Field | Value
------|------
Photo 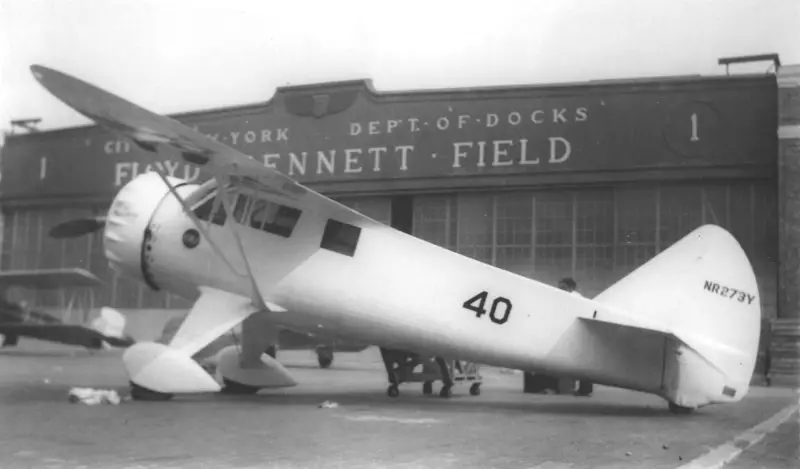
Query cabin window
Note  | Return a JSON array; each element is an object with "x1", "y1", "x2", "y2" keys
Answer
[
  {"x1": 193, "y1": 193, "x2": 227, "y2": 226},
  {"x1": 321, "y1": 219, "x2": 361, "y2": 257},
  {"x1": 247, "y1": 199, "x2": 302, "y2": 238},
  {"x1": 232, "y1": 194, "x2": 252, "y2": 224}
]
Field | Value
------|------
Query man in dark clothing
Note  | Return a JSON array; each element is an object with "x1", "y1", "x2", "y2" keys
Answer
[{"x1": 558, "y1": 277, "x2": 594, "y2": 397}]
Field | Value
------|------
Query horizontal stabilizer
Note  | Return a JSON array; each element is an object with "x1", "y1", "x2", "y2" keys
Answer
[{"x1": 576, "y1": 316, "x2": 732, "y2": 377}]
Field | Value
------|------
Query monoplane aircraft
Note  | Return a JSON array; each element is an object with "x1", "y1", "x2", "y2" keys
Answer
[{"x1": 33, "y1": 65, "x2": 760, "y2": 413}]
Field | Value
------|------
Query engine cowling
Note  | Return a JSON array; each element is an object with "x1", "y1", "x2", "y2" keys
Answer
[{"x1": 103, "y1": 172, "x2": 195, "y2": 289}]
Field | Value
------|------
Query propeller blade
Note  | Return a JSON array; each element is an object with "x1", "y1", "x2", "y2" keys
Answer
[{"x1": 48, "y1": 217, "x2": 107, "y2": 239}]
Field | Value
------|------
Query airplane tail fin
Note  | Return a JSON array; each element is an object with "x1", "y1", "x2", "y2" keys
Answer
[
  {"x1": 594, "y1": 225, "x2": 761, "y2": 407},
  {"x1": 90, "y1": 307, "x2": 128, "y2": 340}
]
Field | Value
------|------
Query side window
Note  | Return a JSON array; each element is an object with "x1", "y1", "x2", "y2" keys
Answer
[
  {"x1": 247, "y1": 199, "x2": 302, "y2": 238},
  {"x1": 232, "y1": 194, "x2": 251, "y2": 223},
  {"x1": 211, "y1": 200, "x2": 227, "y2": 226},
  {"x1": 194, "y1": 196, "x2": 215, "y2": 222},
  {"x1": 321, "y1": 219, "x2": 361, "y2": 257},
  {"x1": 249, "y1": 200, "x2": 273, "y2": 229},
  {"x1": 193, "y1": 193, "x2": 227, "y2": 226}
]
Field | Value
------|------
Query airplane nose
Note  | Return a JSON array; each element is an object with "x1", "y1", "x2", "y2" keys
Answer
[{"x1": 103, "y1": 172, "x2": 189, "y2": 287}]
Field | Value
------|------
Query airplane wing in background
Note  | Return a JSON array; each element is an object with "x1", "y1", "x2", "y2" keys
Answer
[
  {"x1": 0, "y1": 268, "x2": 103, "y2": 292},
  {"x1": 0, "y1": 323, "x2": 134, "y2": 349}
]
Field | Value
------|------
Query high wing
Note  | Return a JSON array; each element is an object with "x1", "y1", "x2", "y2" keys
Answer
[
  {"x1": 29, "y1": 65, "x2": 383, "y2": 229},
  {"x1": 30, "y1": 65, "x2": 387, "y2": 309},
  {"x1": 0, "y1": 268, "x2": 102, "y2": 292}
]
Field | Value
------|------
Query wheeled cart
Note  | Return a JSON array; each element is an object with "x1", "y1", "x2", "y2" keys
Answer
[{"x1": 379, "y1": 348, "x2": 483, "y2": 398}]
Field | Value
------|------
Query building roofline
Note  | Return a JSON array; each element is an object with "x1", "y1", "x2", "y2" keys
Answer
[{"x1": 6, "y1": 70, "x2": 777, "y2": 142}]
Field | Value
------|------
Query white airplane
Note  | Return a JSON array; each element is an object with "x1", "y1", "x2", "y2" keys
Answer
[{"x1": 32, "y1": 64, "x2": 761, "y2": 413}]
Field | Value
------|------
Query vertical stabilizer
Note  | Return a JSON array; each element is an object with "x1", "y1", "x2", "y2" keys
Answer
[{"x1": 594, "y1": 225, "x2": 761, "y2": 406}]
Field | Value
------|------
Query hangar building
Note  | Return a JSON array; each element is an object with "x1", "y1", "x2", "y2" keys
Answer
[{"x1": 2, "y1": 63, "x2": 798, "y2": 385}]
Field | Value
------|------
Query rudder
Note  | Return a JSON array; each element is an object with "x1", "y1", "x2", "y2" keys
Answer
[{"x1": 594, "y1": 224, "x2": 761, "y2": 406}]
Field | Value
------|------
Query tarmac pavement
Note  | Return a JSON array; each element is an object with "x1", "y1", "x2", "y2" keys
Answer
[{"x1": 0, "y1": 340, "x2": 797, "y2": 469}]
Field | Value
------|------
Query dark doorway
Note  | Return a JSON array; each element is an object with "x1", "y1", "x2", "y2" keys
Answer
[{"x1": 390, "y1": 196, "x2": 413, "y2": 234}]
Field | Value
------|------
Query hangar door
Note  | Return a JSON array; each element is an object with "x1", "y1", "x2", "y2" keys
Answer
[{"x1": 336, "y1": 196, "x2": 392, "y2": 226}]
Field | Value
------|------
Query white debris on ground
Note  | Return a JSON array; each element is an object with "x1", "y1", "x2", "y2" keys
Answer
[
  {"x1": 318, "y1": 400, "x2": 339, "y2": 409},
  {"x1": 67, "y1": 387, "x2": 122, "y2": 405}
]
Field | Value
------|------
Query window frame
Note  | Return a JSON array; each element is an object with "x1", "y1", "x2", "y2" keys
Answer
[{"x1": 320, "y1": 219, "x2": 361, "y2": 257}]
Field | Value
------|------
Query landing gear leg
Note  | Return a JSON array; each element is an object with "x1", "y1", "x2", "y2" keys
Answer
[
  {"x1": 435, "y1": 357, "x2": 454, "y2": 398},
  {"x1": 379, "y1": 347, "x2": 423, "y2": 398}
]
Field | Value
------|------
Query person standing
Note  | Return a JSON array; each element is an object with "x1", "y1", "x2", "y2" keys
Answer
[{"x1": 558, "y1": 277, "x2": 594, "y2": 397}]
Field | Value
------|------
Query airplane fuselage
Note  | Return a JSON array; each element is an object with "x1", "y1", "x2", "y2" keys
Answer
[
  {"x1": 30, "y1": 64, "x2": 760, "y2": 411},
  {"x1": 105, "y1": 173, "x2": 682, "y2": 402}
]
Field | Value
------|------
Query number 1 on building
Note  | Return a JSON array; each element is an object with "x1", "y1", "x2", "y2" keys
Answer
[{"x1": 690, "y1": 112, "x2": 699, "y2": 142}]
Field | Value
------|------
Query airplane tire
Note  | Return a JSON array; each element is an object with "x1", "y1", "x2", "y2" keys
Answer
[
  {"x1": 220, "y1": 378, "x2": 261, "y2": 395},
  {"x1": 317, "y1": 347, "x2": 334, "y2": 369},
  {"x1": 469, "y1": 383, "x2": 482, "y2": 396},
  {"x1": 668, "y1": 402, "x2": 695, "y2": 415},
  {"x1": 129, "y1": 381, "x2": 174, "y2": 401},
  {"x1": 387, "y1": 384, "x2": 400, "y2": 398},
  {"x1": 439, "y1": 385, "x2": 453, "y2": 398},
  {"x1": 422, "y1": 381, "x2": 433, "y2": 395}
]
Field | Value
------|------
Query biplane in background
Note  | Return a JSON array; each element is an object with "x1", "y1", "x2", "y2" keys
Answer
[
  {"x1": 36, "y1": 64, "x2": 761, "y2": 414},
  {"x1": 0, "y1": 267, "x2": 135, "y2": 350}
]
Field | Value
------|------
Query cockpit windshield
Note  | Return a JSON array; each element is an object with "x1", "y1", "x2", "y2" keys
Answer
[{"x1": 189, "y1": 185, "x2": 302, "y2": 237}]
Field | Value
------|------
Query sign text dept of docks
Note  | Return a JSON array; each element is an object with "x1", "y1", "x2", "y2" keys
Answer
[{"x1": 108, "y1": 106, "x2": 590, "y2": 188}]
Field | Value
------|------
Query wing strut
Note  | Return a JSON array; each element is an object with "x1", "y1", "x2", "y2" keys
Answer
[
  {"x1": 149, "y1": 169, "x2": 247, "y2": 280},
  {"x1": 145, "y1": 163, "x2": 274, "y2": 312},
  {"x1": 214, "y1": 174, "x2": 271, "y2": 310}
]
